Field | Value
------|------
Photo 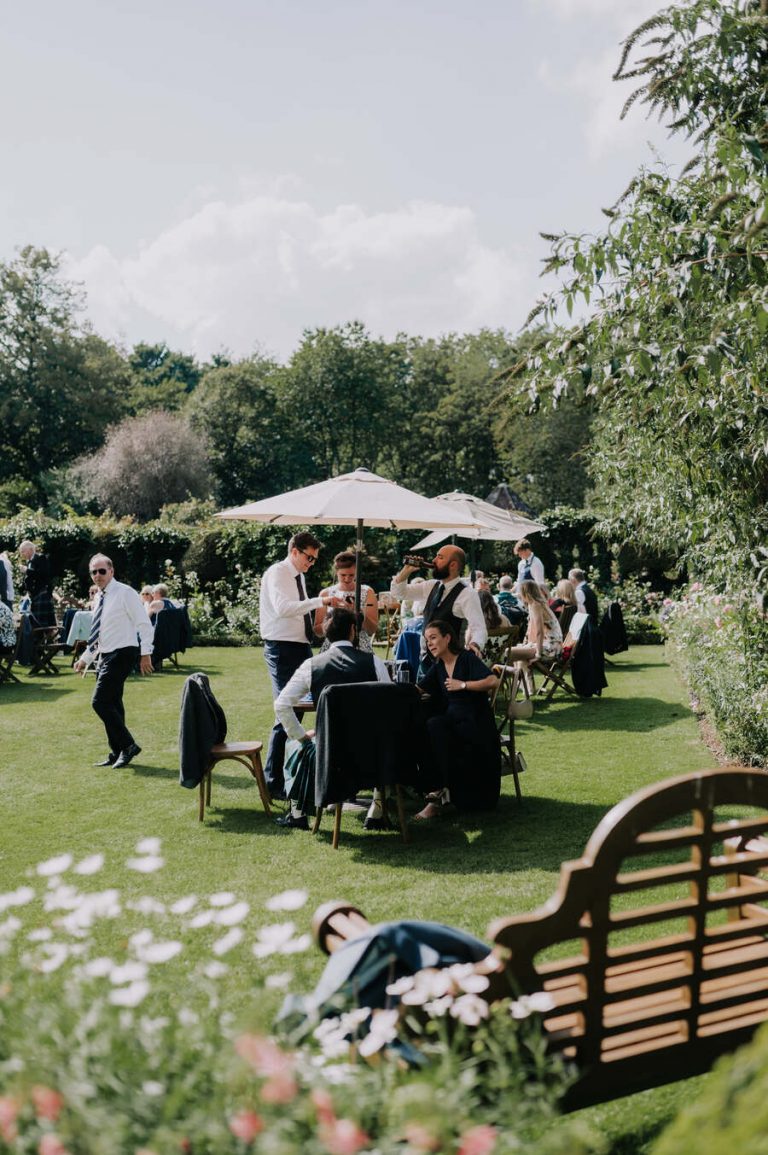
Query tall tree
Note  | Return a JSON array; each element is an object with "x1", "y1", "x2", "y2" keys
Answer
[
  {"x1": 188, "y1": 356, "x2": 300, "y2": 505},
  {"x1": 505, "y1": 0, "x2": 768, "y2": 587},
  {"x1": 0, "y1": 247, "x2": 126, "y2": 494},
  {"x1": 127, "y1": 342, "x2": 202, "y2": 413}
]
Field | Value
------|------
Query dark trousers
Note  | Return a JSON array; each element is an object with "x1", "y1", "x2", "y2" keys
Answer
[
  {"x1": 91, "y1": 646, "x2": 139, "y2": 754},
  {"x1": 263, "y1": 639, "x2": 312, "y2": 794}
]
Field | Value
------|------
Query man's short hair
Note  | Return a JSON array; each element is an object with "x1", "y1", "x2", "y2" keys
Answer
[
  {"x1": 89, "y1": 553, "x2": 113, "y2": 569},
  {"x1": 334, "y1": 551, "x2": 357, "y2": 570},
  {"x1": 19, "y1": 539, "x2": 36, "y2": 553},
  {"x1": 515, "y1": 538, "x2": 531, "y2": 554},
  {"x1": 450, "y1": 545, "x2": 466, "y2": 572},
  {"x1": 499, "y1": 575, "x2": 514, "y2": 590},
  {"x1": 153, "y1": 583, "x2": 169, "y2": 598},
  {"x1": 289, "y1": 531, "x2": 322, "y2": 554},
  {"x1": 569, "y1": 568, "x2": 586, "y2": 583},
  {"x1": 324, "y1": 608, "x2": 361, "y2": 643}
]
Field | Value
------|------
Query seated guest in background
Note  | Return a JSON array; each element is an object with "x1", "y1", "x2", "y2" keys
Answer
[
  {"x1": 415, "y1": 620, "x2": 501, "y2": 820},
  {"x1": 391, "y1": 545, "x2": 487, "y2": 668},
  {"x1": 18, "y1": 539, "x2": 55, "y2": 627},
  {"x1": 0, "y1": 598, "x2": 15, "y2": 651},
  {"x1": 519, "y1": 580, "x2": 563, "y2": 660},
  {"x1": 495, "y1": 574, "x2": 526, "y2": 627},
  {"x1": 274, "y1": 609, "x2": 391, "y2": 830},
  {"x1": 479, "y1": 589, "x2": 510, "y2": 631},
  {"x1": 549, "y1": 578, "x2": 577, "y2": 618},
  {"x1": 314, "y1": 551, "x2": 378, "y2": 653},
  {"x1": 474, "y1": 576, "x2": 492, "y2": 593},
  {"x1": 513, "y1": 539, "x2": 545, "y2": 593},
  {"x1": 0, "y1": 550, "x2": 13, "y2": 609},
  {"x1": 140, "y1": 585, "x2": 155, "y2": 614},
  {"x1": 151, "y1": 583, "x2": 175, "y2": 612},
  {"x1": 568, "y1": 568, "x2": 599, "y2": 624}
]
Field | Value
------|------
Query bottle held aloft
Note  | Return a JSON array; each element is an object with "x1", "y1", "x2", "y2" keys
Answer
[{"x1": 403, "y1": 554, "x2": 431, "y2": 570}]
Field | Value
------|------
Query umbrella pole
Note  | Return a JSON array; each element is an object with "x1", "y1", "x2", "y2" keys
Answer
[
  {"x1": 470, "y1": 540, "x2": 477, "y2": 586},
  {"x1": 354, "y1": 518, "x2": 363, "y2": 649}
]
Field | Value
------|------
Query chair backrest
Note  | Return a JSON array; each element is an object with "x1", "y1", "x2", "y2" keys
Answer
[
  {"x1": 557, "y1": 604, "x2": 577, "y2": 638},
  {"x1": 489, "y1": 767, "x2": 768, "y2": 1103},
  {"x1": 314, "y1": 682, "x2": 421, "y2": 806}
]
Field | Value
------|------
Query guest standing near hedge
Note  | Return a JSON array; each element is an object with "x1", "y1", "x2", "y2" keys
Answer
[{"x1": 18, "y1": 539, "x2": 55, "y2": 627}]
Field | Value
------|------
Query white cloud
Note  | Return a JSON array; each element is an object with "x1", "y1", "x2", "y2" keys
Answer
[{"x1": 65, "y1": 193, "x2": 536, "y2": 360}]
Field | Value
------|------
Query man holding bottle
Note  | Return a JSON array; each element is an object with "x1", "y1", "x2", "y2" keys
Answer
[{"x1": 390, "y1": 545, "x2": 487, "y2": 667}]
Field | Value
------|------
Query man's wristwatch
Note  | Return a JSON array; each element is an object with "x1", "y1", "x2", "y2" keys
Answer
[{"x1": 461, "y1": 681, "x2": 467, "y2": 690}]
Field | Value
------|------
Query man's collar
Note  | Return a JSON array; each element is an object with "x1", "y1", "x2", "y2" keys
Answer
[
  {"x1": 442, "y1": 576, "x2": 464, "y2": 589},
  {"x1": 331, "y1": 640, "x2": 355, "y2": 648},
  {"x1": 285, "y1": 556, "x2": 302, "y2": 577}
]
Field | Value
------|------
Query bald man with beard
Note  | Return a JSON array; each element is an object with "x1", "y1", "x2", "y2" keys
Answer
[{"x1": 390, "y1": 544, "x2": 487, "y2": 670}]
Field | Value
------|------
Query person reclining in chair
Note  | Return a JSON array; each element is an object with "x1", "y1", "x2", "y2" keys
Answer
[{"x1": 274, "y1": 609, "x2": 391, "y2": 830}]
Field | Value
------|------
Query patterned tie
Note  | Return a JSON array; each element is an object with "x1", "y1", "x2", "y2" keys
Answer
[
  {"x1": 295, "y1": 575, "x2": 314, "y2": 644},
  {"x1": 88, "y1": 591, "x2": 105, "y2": 654}
]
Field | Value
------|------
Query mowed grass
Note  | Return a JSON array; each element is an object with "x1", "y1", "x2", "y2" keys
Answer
[{"x1": 1, "y1": 644, "x2": 715, "y2": 1151}]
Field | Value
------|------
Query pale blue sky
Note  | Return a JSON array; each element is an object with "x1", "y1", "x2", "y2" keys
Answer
[{"x1": 1, "y1": 0, "x2": 687, "y2": 359}]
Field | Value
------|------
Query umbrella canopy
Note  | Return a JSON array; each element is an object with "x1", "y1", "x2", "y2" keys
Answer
[
  {"x1": 216, "y1": 469, "x2": 480, "y2": 531},
  {"x1": 216, "y1": 469, "x2": 480, "y2": 617},
  {"x1": 410, "y1": 491, "x2": 546, "y2": 550}
]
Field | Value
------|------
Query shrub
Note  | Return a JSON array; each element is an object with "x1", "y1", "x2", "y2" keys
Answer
[
  {"x1": 0, "y1": 846, "x2": 602, "y2": 1155},
  {"x1": 664, "y1": 583, "x2": 768, "y2": 766}
]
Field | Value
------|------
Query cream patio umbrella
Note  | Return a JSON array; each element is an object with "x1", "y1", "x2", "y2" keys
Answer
[
  {"x1": 216, "y1": 468, "x2": 481, "y2": 614},
  {"x1": 409, "y1": 491, "x2": 547, "y2": 580}
]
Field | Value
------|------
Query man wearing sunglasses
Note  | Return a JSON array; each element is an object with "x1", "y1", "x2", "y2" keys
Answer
[
  {"x1": 259, "y1": 532, "x2": 346, "y2": 799},
  {"x1": 74, "y1": 554, "x2": 154, "y2": 769}
]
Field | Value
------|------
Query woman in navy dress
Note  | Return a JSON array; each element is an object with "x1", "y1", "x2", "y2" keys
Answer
[{"x1": 415, "y1": 619, "x2": 501, "y2": 819}]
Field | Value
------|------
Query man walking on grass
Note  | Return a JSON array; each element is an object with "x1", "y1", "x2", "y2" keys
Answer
[{"x1": 74, "y1": 554, "x2": 154, "y2": 769}]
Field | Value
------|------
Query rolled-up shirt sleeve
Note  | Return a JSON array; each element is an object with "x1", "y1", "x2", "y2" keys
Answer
[
  {"x1": 458, "y1": 587, "x2": 487, "y2": 650},
  {"x1": 266, "y1": 565, "x2": 323, "y2": 619}
]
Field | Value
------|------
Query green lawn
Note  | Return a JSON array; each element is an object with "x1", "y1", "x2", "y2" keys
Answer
[{"x1": 1, "y1": 644, "x2": 715, "y2": 1151}]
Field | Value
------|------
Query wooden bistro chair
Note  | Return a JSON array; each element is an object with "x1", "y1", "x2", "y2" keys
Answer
[
  {"x1": 493, "y1": 663, "x2": 530, "y2": 802},
  {"x1": 179, "y1": 672, "x2": 271, "y2": 823}
]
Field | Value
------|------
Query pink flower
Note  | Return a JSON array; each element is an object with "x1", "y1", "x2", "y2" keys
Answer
[
  {"x1": 402, "y1": 1122, "x2": 441, "y2": 1151},
  {"x1": 458, "y1": 1124, "x2": 498, "y2": 1155},
  {"x1": 39, "y1": 1134, "x2": 70, "y2": 1155},
  {"x1": 311, "y1": 1088, "x2": 337, "y2": 1126},
  {"x1": 235, "y1": 1034, "x2": 293, "y2": 1078},
  {"x1": 0, "y1": 1096, "x2": 19, "y2": 1143},
  {"x1": 228, "y1": 1110, "x2": 264, "y2": 1143},
  {"x1": 260, "y1": 1073, "x2": 298, "y2": 1104},
  {"x1": 32, "y1": 1085, "x2": 65, "y2": 1122},
  {"x1": 319, "y1": 1117, "x2": 370, "y2": 1155}
]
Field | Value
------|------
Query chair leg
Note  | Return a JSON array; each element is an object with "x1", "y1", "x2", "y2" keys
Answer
[
  {"x1": 206, "y1": 772, "x2": 212, "y2": 807},
  {"x1": 198, "y1": 772, "x2": 208, "y2": 822},
  {"x1": 312, "y1": 809, "x2": 323, "y2": 834},
  {"x1": 248, "y1": 749, "x2": 272, "y2": 815},
  {"x1": 395, "y1": 785, "x2": 409, "y2": 844},
  {"x1": 332, "y1": 804, "x2": 342, "y2": 850}
]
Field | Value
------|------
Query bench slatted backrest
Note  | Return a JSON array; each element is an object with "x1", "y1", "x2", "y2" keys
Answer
[{"x1": 488, "y1": 768, "x2": 768, "y2": 1107}]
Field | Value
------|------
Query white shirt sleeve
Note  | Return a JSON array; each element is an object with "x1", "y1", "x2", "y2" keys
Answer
[
  {"x1": 390, "y1": 576, "x2": 437, "y2": 601},
  {"x1": 457, "y1": 585, "x2": 488, "y2": 650},
  {"x1": 266, "y1": 563, "x2": 323, "y2": 619},
  {"x1": 372, "y1": 654, "x2": 392, "y2": 682},
  {"x1": 274, "y1": 657, "x2": 314, "y2": 742}
]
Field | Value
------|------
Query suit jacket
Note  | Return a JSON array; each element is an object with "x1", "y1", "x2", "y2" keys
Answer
[
  {"x1": 571, "y1": 619, "x2": 608, "y2": 698},
  {"x1": 314, "y1": 682, "x2": 421, "y2": 805},
  {"x1": 600, "y1": 601, "x2": 629, "y2": 655},
  {"x1": 179, "y1": 672, "x2": 228, "y2": 789}
]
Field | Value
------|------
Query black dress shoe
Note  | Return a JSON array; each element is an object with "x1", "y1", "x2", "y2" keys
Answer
[
  {"x1": 363, "y1": 815, "x2": 387, "y2": 831},
  {"x1": 93, "y1": 753, "x2": 117, "y2": 767},
  {"x1": 113, "y1": 743, "x2": 142, "y2": 769},
  {"x1": 274, "y1": 813, "x2": 309, "y2": 830},
  {"x1": 268, "y1": 789, "x2": 287, "y2": 802}
]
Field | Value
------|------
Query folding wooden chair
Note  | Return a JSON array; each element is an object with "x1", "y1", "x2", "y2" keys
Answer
[
  {"x1": 495, "y1": 665, "x2": 530, "y2": 801},
  {"x1": 0, "y1": 625, "x2": 22, "y2": 685},
  {"x1": 27, "y1": 625, "x2": 67, "y2": 676},
  {"x1": 485, "y1": 625, "x2": 520, "y2": 718},
  {"x1": 532, "y1": 611, "x2": 589, "y2": 700}
]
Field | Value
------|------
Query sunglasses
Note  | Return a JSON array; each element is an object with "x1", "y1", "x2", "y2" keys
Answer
[
  {"x1": 298, "y1": 549, "x2": 318, "y2": 565},
  {"x1": 90, "y1": 568, "x2": 109, "y2": 576}
]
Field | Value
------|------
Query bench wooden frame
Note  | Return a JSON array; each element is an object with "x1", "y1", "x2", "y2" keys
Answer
[{"x1": 313, "y1": 768, "x2": 768, "y2": 1110}]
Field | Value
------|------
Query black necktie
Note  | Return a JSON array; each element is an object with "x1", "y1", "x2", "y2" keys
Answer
[
  {"x1": 433, "y1": 582, "x2": 445, "y2": 605},
  {"x1": 88, "y1": 591, "x2": 104, "y2": 653},
  {"x1": 296, "y1": 575, "x2": 314, "y2": 644}
]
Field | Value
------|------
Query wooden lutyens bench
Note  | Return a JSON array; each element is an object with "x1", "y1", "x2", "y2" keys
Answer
[{"x1": 313, "y1": 767, "x2": 768, "y2": 1109}]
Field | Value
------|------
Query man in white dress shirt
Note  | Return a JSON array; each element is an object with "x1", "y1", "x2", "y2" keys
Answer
[
  {"x1": 514, "y1": 538, "x2": 545, "y2": 593},
  {"x1": 259, "y1": 532, "x2": 346, "y2": 799},
  {"x1": 390, "y1": 544, "x2": 487, "y2": 667},
  {"x1": 74, "y1": 554, "x2": 154, "y2": 768}
]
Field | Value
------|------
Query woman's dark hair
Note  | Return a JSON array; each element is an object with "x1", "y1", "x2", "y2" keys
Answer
[
  {"x1": 423, "y1": 618, "x2": 461, "y2": 655},
  {"x1": 479, "y1": 589, "x2": 503, "y2": 628},
  {"x1": 324, "y1": 608, "x2": 362, "y2": 643}
]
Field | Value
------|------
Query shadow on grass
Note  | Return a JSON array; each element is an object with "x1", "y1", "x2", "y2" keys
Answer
[
  {"x1": 0, "y1": 683, "x2": 73, "y2": 702},
  {"x1": 205, "y1": 793, "x2": 609, "y2": 875},
  {"x1": 527, "y1": 695, "x2": 689, "y2": 733}
]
